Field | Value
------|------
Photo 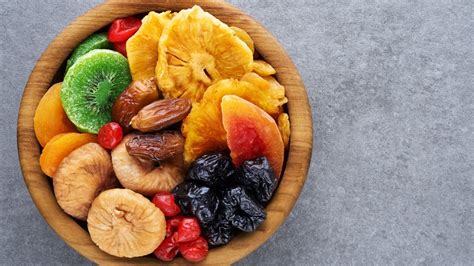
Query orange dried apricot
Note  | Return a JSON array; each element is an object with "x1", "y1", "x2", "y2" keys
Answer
[
  {"x1": 40, "y1": 132, "x2": 97, "y2": 177},
  {"x1": 34, "y1": 83, "x2": 77, "y2": 147}
]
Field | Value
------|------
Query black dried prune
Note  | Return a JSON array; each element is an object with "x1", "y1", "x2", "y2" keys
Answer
[
  {"x1": 236, "y1": 156, "x2": 277, "y2": 203},
  {"x1": 202, "y1": 215, "x2": 236, "y2": 246},
  {"x1": 172, "y1": 181, "x2": 219, "y2": 224},
  {"x1": 186, "y1": 152, "x2": 234, "y2": 187},
  {"x1": 221, "y1": 186, "x2": 266, "y2": 232}
]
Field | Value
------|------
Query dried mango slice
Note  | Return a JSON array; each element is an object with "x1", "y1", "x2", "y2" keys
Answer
[{"x1": 156, "y1": 6, "x2": 253, "y2": 103}]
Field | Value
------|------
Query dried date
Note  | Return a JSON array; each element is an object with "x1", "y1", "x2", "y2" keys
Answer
[
  {"x1": 126, "y1": 131, "x2": 184, "y2": 162},
  {"x1": 130, "y1": 98, "x2": 191, "y2": 132}
]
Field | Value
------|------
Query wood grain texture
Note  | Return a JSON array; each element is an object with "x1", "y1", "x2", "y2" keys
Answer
[{"x1": 17, "y1": 0, "x2": 313, "y2": 264}]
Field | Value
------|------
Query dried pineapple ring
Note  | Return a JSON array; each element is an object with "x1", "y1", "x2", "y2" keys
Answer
[
  {"x1": 241, "y1": 72, "x2": 288, "y2": 107},
  {"x1": 182, "y1": 77, "x2": 287, "y2": 163},
  {"x1": 156, "y1": 6, "x2": 253, "y2": 102},
  {"x1": 230, "y1": 26, "x2": 254, "y2": 54},
  {"x1": 126, "y1": 11, "x2": 173, "y2": 81},
  {"x1": 251, "y1": 60, "x2": 276, "y2": 76},
  {"x1": 278, "y1": 113, "x2": 291, "y2": 149}
]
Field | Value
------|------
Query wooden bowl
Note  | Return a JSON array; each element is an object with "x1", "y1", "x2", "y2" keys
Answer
[{"x1": 17, "y1": 0, "x2": 313, "y2": 264}]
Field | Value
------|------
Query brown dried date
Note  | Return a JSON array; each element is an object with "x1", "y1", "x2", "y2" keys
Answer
[
  {"x1": 111, "y1": 78, "x2": 159, "y2": 131},
  {"x1": 126, "y1": 131, "x2": 184, "y2": 162},
  {"x1": 130, "y1": 98, "x2": 191, "y2": 132}
]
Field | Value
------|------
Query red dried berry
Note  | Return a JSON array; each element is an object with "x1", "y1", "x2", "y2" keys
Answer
[
  {"x1": 173, "y1": 217, "x2": 201, "y2": 243},
  {"x1": 108, "y1": 16, "x2": 141, "y2": 43},
  {"x1": 113, "y1": 41, "x2": 127, "y2": 57},
  {"x1": 97, "y1": 122, "x2": 123, "y2": 150},
  {"x1": 179, "y1": 236, "x2": 209, "y2": 262},
  {"x1": 166, "y1": 215, "x2": 183, "y2": 238},
  {"x1": 153, "y1": 192, "x2": 181, "y2": 217},
  {"x1": 154, "y1": 236, "x2": 179, "y2": 262}
]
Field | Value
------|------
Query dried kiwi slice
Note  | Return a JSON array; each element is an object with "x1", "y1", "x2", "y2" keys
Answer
[
  {"x1": 61, "y1": 49, "x2": 132, "y2": 134},
  {"x1": 65, "y1": 32, "x2": 112, "y2": 72}
]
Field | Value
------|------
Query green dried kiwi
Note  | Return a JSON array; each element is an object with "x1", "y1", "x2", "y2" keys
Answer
[
  {"x1": 65, "y1": 32, "x2": 112, "y2": 73},
  {"x1": 61, "y1": 49, "x2": 132, "y2": 134}
]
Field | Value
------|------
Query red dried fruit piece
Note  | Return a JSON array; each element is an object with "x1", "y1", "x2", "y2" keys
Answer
[
  {"x1": 173, "y1": 217, "x2": 201, "y2": 244},
  {"x1": 108, "y1": 16, "x2": 142, "y2": 43},
  {"x1": 113, "y1": 41, "x2": 127, "y2": 57},
  {"x1": 97, "y1": 122, "x2": 123, "y2": 150},
  {"x1": 152, "y1": 192, "x2": 181, "y2": 217},
  {"x1": 179, "y1": 236, "x2": 209, "y2": 262},
  {"x1": 166, "y1": 215, "x2": 183, "y2": 238},
  {"x1": 153, "y1": 236, "x2": 179, "y2": 261}
]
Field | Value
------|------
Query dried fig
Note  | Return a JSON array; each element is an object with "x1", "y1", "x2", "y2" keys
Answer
[
  {"x1": 126, "y1": 131, "x2": 184, "y2": 162},
  {"x1": 87, "y1": 188, "x2": 166, "y2": 258},
  {"x1": 112, "y1": 134, "x2": 185, "y2": 196},
  {"x1": 111, "y1": 78, "x2": 159, "y2": 131},
  {"x1": 130, "y1": 98, "x2": 191, "y2": 132},
  {"x1": 53, "y1": 143, "x2": 117, "y2": 220}
]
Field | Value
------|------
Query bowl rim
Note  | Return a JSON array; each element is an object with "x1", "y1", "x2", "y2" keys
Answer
[{"x1": 17, "y1": 0, "x2": 313, "y2": 264}]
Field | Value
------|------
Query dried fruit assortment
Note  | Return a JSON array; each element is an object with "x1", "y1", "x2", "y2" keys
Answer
[{"x1": 34, "y1": 5, "x2": 291, "y2": 262}]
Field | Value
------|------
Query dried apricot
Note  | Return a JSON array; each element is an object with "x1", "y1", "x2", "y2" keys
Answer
[
  {"x1": 40, "y1": 132, "x2": 97, "y2": 177},
  {"x1": 182, "y1": 77, "x2": 286, "y2": 163},
  {"x1": 34, "y1": 83, "x2": 77, "y2": 147}
]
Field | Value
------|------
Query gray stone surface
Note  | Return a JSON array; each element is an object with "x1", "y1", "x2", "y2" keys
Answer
[{"x1": 0, "y1": 0, "x2": 472, "y2": 264}]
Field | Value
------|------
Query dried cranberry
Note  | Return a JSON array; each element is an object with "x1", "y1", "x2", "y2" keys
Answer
[
  {"x1": 166, "y1": 215, "x2": 182, "y2": 238},
  {"x1": 97, "y1": 122, "x2": 123, "y2": 149},
  {"x1": 108, "y1": 16, "x2": 141, "y2": 43},
  {"x1": 113, "y1": 41, "x2": 127, "y2": 57},
  {"x1": 152, "y1": 192, "x2": 181, "y2": 217},
  {"x1": 179, "y1": 236, "x2": 209, "y2": 262},
  {"x1": 153, "y1": 236, "x2": 179, "y2": 261},
  {"x1": 172, "y1": 217, "x2": 201, "y2": 243}
]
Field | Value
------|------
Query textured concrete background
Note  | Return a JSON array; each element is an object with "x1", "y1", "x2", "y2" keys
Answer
[{"x1": 1, "y1": 0, "x2": 472, "y2": 265}]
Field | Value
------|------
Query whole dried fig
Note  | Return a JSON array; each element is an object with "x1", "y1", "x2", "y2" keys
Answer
[
  {"x1": 126, "y1": 131, "x2": 184, "y2": 162},
  {"x1": 112, "y1": 134, "x2": 185, "y2": 196},
  {"x1": 111, "y1": 78, "x2": 159, "y2": 131},
  {"x1": 130, "y1": 98, "x2": 191, "y2": 132},
  {"x1": 53, "y1": 143, "x2": 117, "y2": 220},
  {"x1": 87, "y1": 188, "x2": 166, "y2": 258}
]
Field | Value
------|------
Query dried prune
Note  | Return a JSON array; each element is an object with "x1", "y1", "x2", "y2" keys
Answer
[
  {"x1": 202, "y1": 214, "x2": 235, "y2": 246},
  {"x1": 172, "y1": 181, "x2": 219, "y2": 224},
  {"x1": 126, "y1": 131, "x2": 184, "y2": 162},
  {"x1": 220, "y1": 185, "x2": 266, "y2": 232},
  {"x1": 236, "y1": 156, "x2": 277, "y2": 203},
  {"x1": 186, "y1": 152, "x2": 234, "y2": 187}
]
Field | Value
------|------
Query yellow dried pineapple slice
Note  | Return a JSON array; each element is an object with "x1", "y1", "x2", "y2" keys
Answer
[
  {"x1": 156, "y1": 6, "x2": 253, "y2": 103},
  {"x1": 182, "y1": 77, "x2": 286, "y2": 163},
  {"x1": 127, "y1": 11, "x2": 173, "y2": 81},
  {"x1": 241, "y1": 72, "x2": 287, "y2": 109},
  {"x1": 230, "y1": 26, "x2": 254, "y2": 54},
  {"x1": 278, "y1": 113, "x2": 291, "y2": 149},
  {"x1": 251, "y1": 60, "x2": 276, "y2": 76}
]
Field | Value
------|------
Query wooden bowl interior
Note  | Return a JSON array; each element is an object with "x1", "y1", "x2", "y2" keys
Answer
[{"x1": 17, "y1": 0, "x2": 313, "y2": 264}]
